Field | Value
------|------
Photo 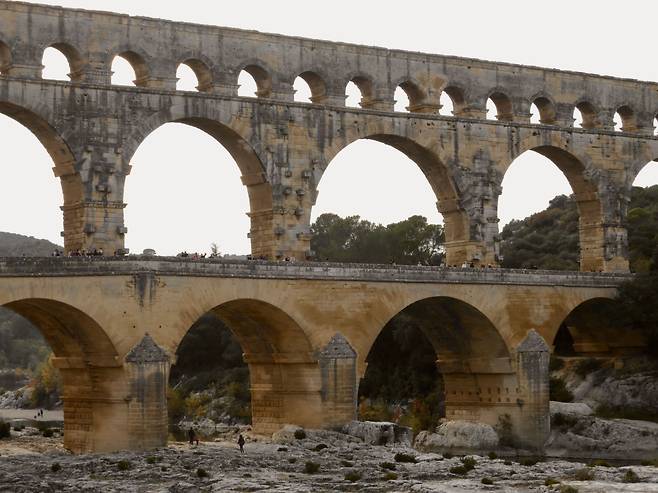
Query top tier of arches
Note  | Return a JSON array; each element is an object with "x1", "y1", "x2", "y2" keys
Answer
[{"x1": 2, "y1": 2, "x2": 658, "y2": 135}]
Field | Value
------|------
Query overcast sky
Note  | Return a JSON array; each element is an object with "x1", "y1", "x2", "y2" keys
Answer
[{"x1": 1, "y1": 0, "x2": 657, "y2": 255}]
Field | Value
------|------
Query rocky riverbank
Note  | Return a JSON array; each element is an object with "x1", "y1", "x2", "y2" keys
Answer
[{"x1": 0, "y1": 426, "x2": 657, "y2": 492}]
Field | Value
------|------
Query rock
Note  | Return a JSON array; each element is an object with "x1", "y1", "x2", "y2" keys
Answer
[
  {"x1": 272, "y1": 424, "x2": 304, "y2": 444},
  {"x1": 414, "y1": 420, "x2": 499, "y2": 452},
  {"x1": 341, "y1": 421, "x2": 412, "y2": 446},
  {"x1": 550, "y1": 401, "x2": 593, "y2": 416}
]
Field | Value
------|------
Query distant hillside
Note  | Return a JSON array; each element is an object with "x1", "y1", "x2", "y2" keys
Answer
[{"x1": 0, "y1": 232, "x2": 62, "y2": 257}]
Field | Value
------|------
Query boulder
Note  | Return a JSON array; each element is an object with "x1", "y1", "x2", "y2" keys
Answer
[
  {"x1": 550, "y1": 401, "x2": 593, "y2": 416},
  {"x1": 272, "y1": 424, "x2": 305, "y2": 444},
  {"x1": 414, "y1": 420, "x2": 499, "y2": 452},
  {"x1": 342, "y1": 421, "x2": 412, "y2": 446}
]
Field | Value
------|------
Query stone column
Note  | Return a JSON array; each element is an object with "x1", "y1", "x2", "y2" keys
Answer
[
  {"x1": 318, "y1": 333, "x2": 357, "y2": 427},
  {"x1": 514, "y1": 329, "x2": 550, "y2": 451},
  {"x1": 124, "y1": 334, "x2": 170, "y2": 451}
]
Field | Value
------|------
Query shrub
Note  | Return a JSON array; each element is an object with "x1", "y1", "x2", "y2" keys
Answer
[
  {"x1": 574, "y1": 468, "x2": 593, "y2": 480},
  {"x1": 394, "y1": 452, "x2": 417, "y2": 463},
  {"x1": 303, "y1": 461, "x2": 320, "y2": 474},
  {"x1": 574, "y1": 358, "x2": 603, "y2": 378},
  {"x1": 294, "y1": 429, "x2": 306, "y2": 440},
  {"x1": 545, "y1": 478, "x2": 560, "y2": 486},
  {"x1": 146, "y1": 456, "x2": 157, "y2": 464},
  {"x1": 0, "y1": 420, "x2": 10, "y2": 439},
  {"x1": 552, "y1": 412, "x2": 578, "y2": 429},
  {"x1": 380, "y1": 462, "x2": 396, "y2": 471},
  {"x1": 277, "y1": 447, "x2": 288, "y2": 452},
  {"x1": 640, "y1": 458, "x2": 658, "y2": 467},
  {"x1": 314, "y1": 443, "x2": 328, "y2": 452},
  {"x1": 461, "y1": 456, "x2": 477, "y2": 471},
  {"x1": 117, "y1": 460, "x2": 132, "y2": 471},
  {"x1": 42, "y1": 428, "x2": 54, "y2": 438},
  {"x1": 481, "y1": 477, "x2": 494, "y2": 485},
  {"x1": 340, "y1": 460, "x2": 354, "y2": 467},
  {"x1": 383, "y1": 472, "x2": 398, "y2": 481},
  {"x1": 443, "y1": 452, "x2": 453, "y2": 459},
  {"x1": 550, "y1": 377, "x2": 574, "y2": 402},
  {"x1": 503, "y1": 460, "x2": 513, "y2": 466},
  {"x1": 519, "y1": 458, "x2": 538, "y2": 466},
  {"x1": 287, "y1": 458, "x2": 297, "y2": 464},
  {"x1": 487, "y1": 451, "x2": 497, "y2": 460},
  {"x1": 344, "y1": 470, "x2": 362, "y2": 482},
  {"x1": 449, "y1": 465, "x2": 468, "y2": 475},
  {"x1": 196, "y1": 468, "x2": 208, "y2": 478},
  {"x1": 560, "y1": 486, "x2": 579, "y2": 493},
  {"x1": 50, "y1": 463, "x2": 61, "y2": 473},
  {"x1": 622, "y1": 469, "x2": 640, "y2": 483},
  {"x1": 549, "y1": 355, "x2": 565, "y2": 372},
  {"x1": 587, "y1": 459, "x2": 611, "y2": 467}
]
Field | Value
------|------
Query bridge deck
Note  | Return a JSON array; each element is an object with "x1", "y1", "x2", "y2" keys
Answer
[{"x1": 0, "y1": 257, "x2": 631, "y2": 287}]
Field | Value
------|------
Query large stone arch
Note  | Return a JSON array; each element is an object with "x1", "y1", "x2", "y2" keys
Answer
[
  {"x1": 0, "y1": 99, "x2": 84, "y2": 252},
  {"x1": 170, "y1": 298, "x2": 323, "y2": 433},
  {"x1": 317, "y1": 130, "x2": 475, "y2": 266},
  {"x1": 0, "y1": 298, "x2": 121, "y2": 453},
  {"x1": 121, "y1": 103, "x2": 275, "y2": 257}
]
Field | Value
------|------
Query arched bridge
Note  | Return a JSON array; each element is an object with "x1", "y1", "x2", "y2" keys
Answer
[
  {"x1": 1, "y1": 2, "x2": 658, "y2": 270},
  {"x1": 0, "y1": 258, "x2": 636, "y2": 453}
]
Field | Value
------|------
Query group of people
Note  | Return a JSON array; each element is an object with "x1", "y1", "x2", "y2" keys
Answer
[
  {"x1": 33, "y1": 409, "x2": 46, "y2": 419},
  {"x1": 187, "y1": 428, "x2": 246, "y2": 454},
  {"x1": 176, "y1": 251, "x2": 220, "y2": 259},
  {"x1": 62, "y1": 248, "x2": 105, "y2": 257}
]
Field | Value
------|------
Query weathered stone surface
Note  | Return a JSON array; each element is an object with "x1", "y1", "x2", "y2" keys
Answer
[
  {"x1": 342, "y1": 420, "x2": 412, "y2": 446},
  {"x1": 414, "y1": 420, "x2": 499, "y2": 452},
  {"x1": 125, "y1": 334, "x2": 170, "y2": 363},
  {"x1": 550, "y1": 401, "x2": 594, "y2": 416}
]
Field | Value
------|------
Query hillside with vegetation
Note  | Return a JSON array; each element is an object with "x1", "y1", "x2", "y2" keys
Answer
[{"x1": 0, "y1": 232, "x2": 61, "y2": 257}]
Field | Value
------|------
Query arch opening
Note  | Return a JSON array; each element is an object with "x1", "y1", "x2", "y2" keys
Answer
[
  {"x1": 615, "y1": 105, "x2": 636, "y2": 132},
  {"x1": 394, "y1": 81, "x2": 425, "y2": 113},
  {"x1": 41, "y1": 43, "x2": 84, "y2": 82},
  {"x1": 0, "y1": 299, "x2": 118, "y2": 453},
  {"x1": 487, "y1": 92, "x2": 513, "y2": 121},
  {"x1": 627, "y1": 165, "x2": 658, "y2": 272},
  {"x1": 499, "y1": 147, "x2": 602, "y2": 271},
  {"x1": 170, "y1": 299, "x2": 320, "y2": 434},
  {"x1": 111, "y1": 51, "x2": 148, "y2": 87},
  {"x1": 311, "y1": 137, "x2": 447, "y2": 265},
  {"x1": 360, "y1": 296, "x2": 512, "y2": 433},
  {"x1": 345, "y1": 76, "x2": 374, "y2": 108},
  {"x1": 531, "y1": 97, "x2": 556, "y2": 125},
  {"x1": 0, "y1": 101, "x2": 82, "y2": 250},
  {"x1": 573, "y1": 101, "x2": 597, "y2": 129},
  {"x1": 237, "y1": 65, "x2": 271, "y2": 98},
  {"x1": 124, "y1": 121, "x2": 257, "y2": 256},
  {"x1": 441, "y1": 86, "x2": 465, "y2": 116},
  {"x1": 176, "y1": 59, "x2": 212, "y2": 92},
  {"x1": 294, "y1": 71, "x2": 326, "y2": 103}
]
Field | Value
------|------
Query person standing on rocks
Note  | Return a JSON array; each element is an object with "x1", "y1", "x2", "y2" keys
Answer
[
  {"x1": 188, "y1": 427, "x2": 199, "y2": 446},
  {"x1": 237, "y1": 434, "x2": 245, "y2": 454}
]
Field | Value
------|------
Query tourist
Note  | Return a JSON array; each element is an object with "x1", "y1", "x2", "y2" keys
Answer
[
  {"x1": 188, "y1": 427, "x2": 199, "y2": 446},
  {"x1": 237, "y1": 434, "x2": 245, "y2": 454}
]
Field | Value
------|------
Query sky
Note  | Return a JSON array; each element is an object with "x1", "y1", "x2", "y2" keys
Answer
[{"x1": 2, "y1": 0, "x2": 658, "y2": 255}]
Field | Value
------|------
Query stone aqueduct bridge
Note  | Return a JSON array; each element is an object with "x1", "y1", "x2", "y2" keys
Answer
[
  {"x1": 1, "y1": 2, "x2": 658, "y2": 270},
  {"x1": 0, "y1": 258, "x2": 635, "y2": 453}
]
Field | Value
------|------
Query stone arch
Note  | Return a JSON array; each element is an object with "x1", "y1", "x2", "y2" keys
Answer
[
  {"x1": 319, "y1": 131, "x2": 473, "y2": 266},
  {"x1": 295, "y1": 70, "x2": 329, "y2": 103},
  {"x1": 500, "y1": 143, "x2": 611, "y2": 271},
  {"x1": 345, "y1": 72, "x2": 375, "y2": 108},
  {"x1": 0, "y1": 99, "x2": 84, "y2": 251},
  {"x1": 530, "y1": 93, "x2": 557, "y2": 124},
  {"x1": 615, "y1": 104, "x2": 637, "y2": 132},
  {"x1": 441, "y1": 84, "x2": 467, "y2": 116},
  {"x1": 122, "y1": 104, "x2": 273, "y2": 257},
  {"x1": 109, "y1": 48, "x2": 150, "y2": 87},
  {"x1": 487, "y1": 89, "x2": 514, "y2": 121},
  {"x1": 42, "y1": 41, "x2": 86, "y2": 82},
  {"x1": 363, "y1": 295, "x2": 515, "y2": 426},
  {"x1": 173, "y1": 298, "x2": 322, "y2": 433},
  {"x1": 1, "y1": 298, "x2": 120, "y2": 453},
  {"x1": 235, "y1": 59, "x2": 273, "y2": 98},
  {"x1": 393, "y1": 77, "x2": 427, "y2": 112},
  {"x1": 573, "y1": 99, "x2": 599, "y2": 129},
  {"x1": 177, "y1": 57, "x2": 214, "y2": 92},
  {"x1": 0, "y1": 39, "x2": 11, "y2": 73}
]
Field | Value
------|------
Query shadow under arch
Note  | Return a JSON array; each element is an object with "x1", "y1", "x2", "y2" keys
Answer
[
  {"x1": 501, "y1": 144, "x2": 611, "y2": 272},
  {"x1": 362, "y1": 295, "x2": 515, "y2": 427},
  {"x1": 553, "y1": 296, "x2": 642, "y2": 357},
  {"x1": 1, "y1": 298, "x2": 120, "y2": 453},
  {"x1": 319, "y1": 132, "x2": 473, "y2": 265},
  {"x1": 122, "y1": 105, "x2": 273, "y2": 257},
  {"x1": 173, "y1": 298, "x2": 322, "y2": 433},
  {"x1": 0, "y1": 100, "x2": 84, "y2": 251}
]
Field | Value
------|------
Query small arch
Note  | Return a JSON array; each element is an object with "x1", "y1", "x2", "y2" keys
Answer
[
  {"x1": 42, "y1": 42, "x2": 85, "y2": 82},
  {"x1": 615, "y1": 105, "x2": 636, "y2": 132},
  {"x1": 294, "y1": 70, "x2": 327, "y2": 103},
  {"x1": 487, "y1": 91, "x2": 513, "y2": 121},
  {"x1": 530, "y1": 95, "x2": 556, "y2": 124},
  {"x1": 237, "y1": 63, "x2": 272, "y2": 98},
  {"x1": 111, "y1": 50, "x2": 149, "y2": 87},
  {"x1": 177, "y1": 58, "x2": 213, "y2": 92},
  {"x1": 395, "y1": 80, "x2": 426, "y2": 113},
  {"x1": 441, "y1": 85, "x2": 466, "y2": 116},
  {"x1": 346, "y1": 75, "x2": 375, "y2": 108},
  {"x1": 0, "y1": 40, "x2": 12, "y2": 74},
  {"x1": 654, "y1": 116, "x2": 658, "y2": 137},
  {"x1": 573, "y1": 100, "x2": 598, "y2": 129}
]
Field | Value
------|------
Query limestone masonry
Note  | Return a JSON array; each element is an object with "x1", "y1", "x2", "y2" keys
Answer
[{"x1": 0, "y1": 2, "x2": 653, "y2": 453}]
